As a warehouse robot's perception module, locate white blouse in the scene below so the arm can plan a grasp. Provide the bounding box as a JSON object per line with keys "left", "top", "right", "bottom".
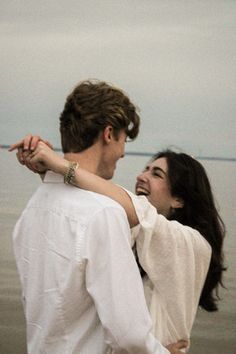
{"left": 126, "top": 190, "right": 212, "bottom": 351}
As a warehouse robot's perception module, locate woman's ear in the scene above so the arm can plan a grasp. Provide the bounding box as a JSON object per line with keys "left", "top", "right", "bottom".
{"left": 171, "top": 197, "right": 184, "bottom": 209}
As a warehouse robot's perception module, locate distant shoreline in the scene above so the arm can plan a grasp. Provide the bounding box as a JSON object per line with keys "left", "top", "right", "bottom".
{"left": 1, "top": 144, "right": 236, "bottom": 162}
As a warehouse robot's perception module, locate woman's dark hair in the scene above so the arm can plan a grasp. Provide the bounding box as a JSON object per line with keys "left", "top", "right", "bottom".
{"left": 151, "top": 149, "right": 226, "bottom": 311}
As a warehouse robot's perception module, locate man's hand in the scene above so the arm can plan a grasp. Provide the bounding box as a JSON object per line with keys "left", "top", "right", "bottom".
{"left": 166, "top": 339, "right": 189, "bottom": 354}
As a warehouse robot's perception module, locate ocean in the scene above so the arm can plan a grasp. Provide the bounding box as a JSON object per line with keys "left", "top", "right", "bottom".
{"left": 0, "top": 148, "right": 235, "bottom": 354}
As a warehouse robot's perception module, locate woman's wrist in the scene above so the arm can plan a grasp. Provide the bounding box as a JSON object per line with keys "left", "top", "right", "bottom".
{"left": 57, "top": 158, "right": 70, "bottom": 176}
{"left": 50, "top": 156, "right": 70, "bottom": 176}
{"left": 64, "top": 161, "right": 79, "bottom": 185}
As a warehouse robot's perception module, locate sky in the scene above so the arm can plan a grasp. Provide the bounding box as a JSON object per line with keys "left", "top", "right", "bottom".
{"left": 1, "top": 0, "right": 236, "bottom": 158}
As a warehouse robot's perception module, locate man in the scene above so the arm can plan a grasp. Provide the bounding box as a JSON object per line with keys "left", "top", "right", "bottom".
{"left": 12, "top": 80, "right": 185, "bottom": 353}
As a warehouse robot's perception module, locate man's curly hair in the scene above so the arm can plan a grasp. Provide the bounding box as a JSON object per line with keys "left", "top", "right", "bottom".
{"left": 60, "top": 79, "right": 140, "bottom": 153}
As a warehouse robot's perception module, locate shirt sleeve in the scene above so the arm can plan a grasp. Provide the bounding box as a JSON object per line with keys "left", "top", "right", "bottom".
{"left": 127, "top": 191, "right": 211, "bottom": 294}
{"left": 84, "top": 205, "right": 169, "bottom": 354}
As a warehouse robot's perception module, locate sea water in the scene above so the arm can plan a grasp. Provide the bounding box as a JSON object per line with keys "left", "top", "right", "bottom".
{"left": 0, "top": 149, "right": 235, "bottom": 354}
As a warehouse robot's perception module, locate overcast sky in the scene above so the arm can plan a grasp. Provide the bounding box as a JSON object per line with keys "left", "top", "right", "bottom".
{"left": 1, "top": 0, "right": 235, "bottom": 158}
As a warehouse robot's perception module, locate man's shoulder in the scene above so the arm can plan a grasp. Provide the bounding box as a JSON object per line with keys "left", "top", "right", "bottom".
{"left": 87, "top": 191, "right": 123, "bottom": 209}
{"left": 25, "top": 173, "right": 125, "bottom": 224}
{"left": 35, "top": 179, "right": 124, "bottom": 215}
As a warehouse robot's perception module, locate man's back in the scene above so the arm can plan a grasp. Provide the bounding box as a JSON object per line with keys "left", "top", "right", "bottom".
{"left": 13, "top": 171, "right": 169, "bottom": 354}
{"left": 13, "top": 171, "right": 131, "bottom": 353}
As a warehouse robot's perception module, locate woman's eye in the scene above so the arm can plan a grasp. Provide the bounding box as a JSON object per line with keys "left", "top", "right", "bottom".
{"left": 153, "top": 171, "right": 163, "bottom": 178}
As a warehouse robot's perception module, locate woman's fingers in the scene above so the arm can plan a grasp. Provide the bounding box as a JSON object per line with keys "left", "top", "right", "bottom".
{"left": 16, "top": 147, "right": 25, "bottom": 164}
{"left": 166, "top": 340, "right": 189, "bottom": 354}
{"left": 8, "top": 138, "right": 25, "bottom": 152}
{"left": 10, "top": 137, "right": 55, "bottom": 174}
{"left": 8, "top": 134, "right": 45, "bottom": 152}
{"left": 44, "top": 140, "right": 54, "bottom": 149}
{"left": 29, "top": 135, "right": 43, "bottom": 150}
{"left": 8, "top": 134, "right": 33, "bottom": 151}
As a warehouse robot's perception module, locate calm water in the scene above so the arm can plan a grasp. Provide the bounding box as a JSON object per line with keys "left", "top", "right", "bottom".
{"left": 0, "top": 149, "right": 235, "bottom": 354}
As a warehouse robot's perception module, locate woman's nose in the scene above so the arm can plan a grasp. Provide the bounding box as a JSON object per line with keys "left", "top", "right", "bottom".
{"left": 137, "top": 171, "right": 148, "bottom": 182}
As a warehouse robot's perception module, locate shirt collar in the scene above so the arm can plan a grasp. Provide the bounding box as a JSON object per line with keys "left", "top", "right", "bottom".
{"left": 43, "top": 170, "right": 64, "bottom": 183}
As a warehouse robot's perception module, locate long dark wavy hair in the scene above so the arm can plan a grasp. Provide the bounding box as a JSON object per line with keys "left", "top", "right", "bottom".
{"left": 150, "top": 149, "right": 226, "bottom": 311}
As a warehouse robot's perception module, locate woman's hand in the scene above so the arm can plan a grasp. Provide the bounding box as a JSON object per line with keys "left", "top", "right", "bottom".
{"left": 28, "top": 141, "right": 69, "bottom": 175}
{"left": 9, "top": 134, "right": 53, "bottom": 170}
{"left": 8, "top": 134, "right": 51, "bottom": 152}
{"left": 9, "top": 135, "right": 47, "bottom": 173}
{"left": 166, "top": 340, "right": 189, "bottom": 354}
{"left": 8, "top": 134, "right": 63, "bottom": 174}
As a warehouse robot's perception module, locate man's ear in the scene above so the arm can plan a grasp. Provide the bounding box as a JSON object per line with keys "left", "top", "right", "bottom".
{"left": 171, "top": 197, "right": 184, "bottom": 209}
{"left": 103, "top": 125, "right": 114, "bottom": 144}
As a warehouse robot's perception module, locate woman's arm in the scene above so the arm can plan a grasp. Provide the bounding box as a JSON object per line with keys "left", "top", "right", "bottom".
{"left": 10, "top": 139, "right": 139, "bottom": 228}
{"left": 71, "top": 169, "right": 139, "bottom": 228}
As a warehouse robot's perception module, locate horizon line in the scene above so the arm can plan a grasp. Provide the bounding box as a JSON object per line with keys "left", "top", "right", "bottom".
{"left": 1, "top": 144, "right": 235, "bottom": 162}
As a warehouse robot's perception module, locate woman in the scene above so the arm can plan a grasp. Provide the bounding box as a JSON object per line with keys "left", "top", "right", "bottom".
{"left": 10, "top": 138, "right": 226, "bottom": 352}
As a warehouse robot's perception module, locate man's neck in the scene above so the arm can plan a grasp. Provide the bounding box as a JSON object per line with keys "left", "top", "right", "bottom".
{"left": 64, "top": 146, "right": 101, "bottom": 176}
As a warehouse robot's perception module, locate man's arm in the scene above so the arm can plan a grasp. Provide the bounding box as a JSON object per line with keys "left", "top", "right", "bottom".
{"left": 85, "top": 205, "right": 169, "bottom": 354}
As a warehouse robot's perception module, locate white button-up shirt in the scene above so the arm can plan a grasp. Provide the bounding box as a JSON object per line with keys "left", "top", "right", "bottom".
{"left": 13, "top": 171, "right": 168, "bottom": 354}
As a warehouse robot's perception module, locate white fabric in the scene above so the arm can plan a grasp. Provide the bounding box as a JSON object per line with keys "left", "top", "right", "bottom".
{"left": 13, "top": 171, "right": 169, "bottom": 354}
{"left": 126, "top": 190, "right": 212, "bottom": 351}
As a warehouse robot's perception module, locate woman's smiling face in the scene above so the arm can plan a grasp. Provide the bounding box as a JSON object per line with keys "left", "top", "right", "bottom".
{"left": 135, "top": 157, "right": 183, "bottom": 218}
